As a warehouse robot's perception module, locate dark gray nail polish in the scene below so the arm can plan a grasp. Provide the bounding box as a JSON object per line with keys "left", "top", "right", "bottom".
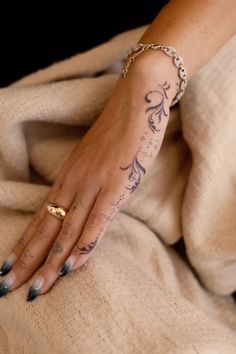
{"left": 0, "top": 261, "right": 12, "bottom": 276}
{"left": 27, "top": 286, "right": 40, "bottom": 302}
{"left": 26, "top": 276, "right": 44, "bottom": 302}
{"left": 59, "top": 262, "right": 71, "bottom": 277}
{"left": 0, "top": 280, "right": 11, "bottom": 297}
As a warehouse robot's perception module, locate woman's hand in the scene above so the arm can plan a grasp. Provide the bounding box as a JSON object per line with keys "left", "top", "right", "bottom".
{"left": 0, "top": 55, "right": 177, "bottom": 301}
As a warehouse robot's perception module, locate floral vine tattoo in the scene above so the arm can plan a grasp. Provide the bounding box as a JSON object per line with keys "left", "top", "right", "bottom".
{"left": 145, "top": 81, "right": 170, "bottom": 133}
{"left": 120, "top": 154, "right": 146, "bottom": 193}
{"left": 77, "top": 237, "right": 98, "bottom": 255}
{"left": 120, "top": 81, "right": 170, "bottom": 194}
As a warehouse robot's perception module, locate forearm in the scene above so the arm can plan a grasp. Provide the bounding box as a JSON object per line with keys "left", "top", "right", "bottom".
{"left": 139, "top": 0, "right": 236, "bottom": 79}
{"left": 98, "top": 0, "right": 236, "bottom": 160}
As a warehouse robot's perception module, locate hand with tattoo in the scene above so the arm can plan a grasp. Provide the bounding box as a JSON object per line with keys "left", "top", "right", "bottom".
{"left": 0, "top": 52, "right": 178, "bottom": 301}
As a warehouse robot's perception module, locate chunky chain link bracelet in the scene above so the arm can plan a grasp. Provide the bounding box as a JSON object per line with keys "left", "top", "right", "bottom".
{"left": 120, "top": 43, "right": 188, "bottom": 107}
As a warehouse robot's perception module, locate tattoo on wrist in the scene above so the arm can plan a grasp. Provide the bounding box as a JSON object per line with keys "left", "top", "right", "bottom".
{"left": 145, "top": 81, "right": 170, "bottom": 133}
{"left": 120, "top": 81, "right": 170, "bottom": 194}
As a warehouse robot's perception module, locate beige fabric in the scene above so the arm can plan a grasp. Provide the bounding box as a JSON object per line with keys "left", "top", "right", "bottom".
{"left": 0, "top": 26, "right": 236, "bottom": 353}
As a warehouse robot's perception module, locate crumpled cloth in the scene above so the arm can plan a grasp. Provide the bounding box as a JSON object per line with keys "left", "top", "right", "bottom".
{"left": 0, "top": 26, "right": 236, "bottom": 353}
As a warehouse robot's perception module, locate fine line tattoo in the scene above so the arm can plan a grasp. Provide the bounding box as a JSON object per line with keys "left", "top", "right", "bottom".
{"left": 120, "top": 154, "right": 146, "bottom": 193}
{"left": 47, "top": 241, "right": 64, "bottom": 264}
{"left": 77, "top": 237, "right": 98, "bottom": 255}
{"left": 120, "top": 82, "right": 170, "bottom": 193}
{"left": 51, "top": 241, "right": 63, "bottom": 255}
{"left": 145, "top": 81, "right": 170, "bottom": 133}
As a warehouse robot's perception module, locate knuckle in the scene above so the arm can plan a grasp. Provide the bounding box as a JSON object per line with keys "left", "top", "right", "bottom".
{"left": 78, "top": 176, "right": 100, "bottom": 193}
{"left": 60, "top": 221, "right": 75, "bottom": 240}
{"left": 35, "top": 207, "right": 46, "bottom": 224}
{"left": 15, "top": 258, "right": 28, "bottom": 272}
{"left": 22, "top": 248, "right": 34, "bottom": 259}
{"left": 62, "top": 174, "right": 77, "bottom": 192}
{"left": 37, "top": 220, "right": 50, "bottom": 240}
{"left": 105, "top": 171, "right": 118, "bottom": 185}
{"left": 88, "top": 210, "right": 113, "bottom": 228}
{"left": 41, "top": 263, "right": 57, "bottom": 277}
{"left": 87, "top": 211, "right": 103, "bottom": 227}
{"left": 24, "top": 208, "right": 44, "bottom": 234}
{"left": 44, "top": 256, "right": 56, "bottom": 268}
{"left": 46, "top": 241, "right": 64, "bottom": 265}
{"left": 50, "top": 180, "right": 63, "bottom": 197}
{"left": 15, "top": 232, "right": 27, "bottom": 250}
{"left": 44, "top": 254, "right": 55, "bottom": 267}
{"left": 73, "top": 196, "right": 88, "bottom": 212}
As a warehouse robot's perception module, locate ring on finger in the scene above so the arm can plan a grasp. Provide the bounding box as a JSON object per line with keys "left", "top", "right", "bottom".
{"left": 47, "top": 203, "right": 69, "bottom": 220}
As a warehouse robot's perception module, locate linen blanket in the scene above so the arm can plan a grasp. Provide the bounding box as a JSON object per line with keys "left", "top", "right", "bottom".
{"left": 0, "top": 26, "right": 236, "bottom": 353}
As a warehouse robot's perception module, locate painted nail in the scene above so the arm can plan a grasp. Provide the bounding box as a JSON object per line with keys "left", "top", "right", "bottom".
{"left": 59, "top": 263, "right": 71, "bottom": 277}
{"left": 60, "top": 255, "right": 76, "bottom": 277}
{"left": 0, "top": 261, "right": 12, "bottom": 276}
{"left": 0, "top": 254, "right": 16, "bottom": 276}
{"left": 27, "top": 276, "right": 44, "bottom": 302}
{"left": 0, "top": 276, "right": 15, "bottom": 297}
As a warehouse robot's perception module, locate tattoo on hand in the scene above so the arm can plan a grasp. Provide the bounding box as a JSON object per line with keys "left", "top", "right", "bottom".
{"left": 120, "top": 154, "right": 146, "bottom": 193}
{"left": 51, "top": 241, "right": 63, "bottom": 255}
{"left": 145, "top": 81, "right": 170, "bottom": 133}
{"left": 77, "top": 237, "right": 98, "bottom": 255}
{"left": 120, "top": 81, "right": 169, "bottom": 193}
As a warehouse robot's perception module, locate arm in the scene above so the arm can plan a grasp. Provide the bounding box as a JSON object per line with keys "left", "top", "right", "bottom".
{"left": 0, "top": 0, "right": 235, "bottom": 301}
{"left": 137, "top": 0, "right": 236, "bottom": 79}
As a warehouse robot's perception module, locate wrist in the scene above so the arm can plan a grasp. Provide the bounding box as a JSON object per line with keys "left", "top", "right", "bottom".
{"left": 121, "top": 49, "right": 180, "bottom": 105}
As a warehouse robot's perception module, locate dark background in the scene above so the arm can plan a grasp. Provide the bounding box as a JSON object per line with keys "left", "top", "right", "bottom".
{"left": 0, "top": 1, "right": 167, "bottom": 87}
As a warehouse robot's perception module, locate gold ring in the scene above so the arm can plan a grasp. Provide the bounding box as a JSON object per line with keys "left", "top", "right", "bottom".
{"left": 47, "top": 203, "right": 68, "bottom": 220}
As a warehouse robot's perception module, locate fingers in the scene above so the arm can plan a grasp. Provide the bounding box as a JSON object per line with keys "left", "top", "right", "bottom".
{"left": 0, "top": 174, "right": 69, "bottom": 277}
{"left": 0, "top": 179, "right": 75, "bottom": 298}
{"left": 26, "top": 186, "right": 126, "bottom": 301}
{"left": 28, "top": 185, "right": 100, "bottom": 300}
{"left": 62, "top": 187, "right": 124, "bottom": 273}
{"left": 0, "top": 199, "right": 48, "bottom": 276}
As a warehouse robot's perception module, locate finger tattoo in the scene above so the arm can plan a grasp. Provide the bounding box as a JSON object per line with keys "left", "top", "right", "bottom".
{"left": 76, "top": 236, "right": 98, "bottom": 255}
{"left": 51, "top": 241, "right": 64, "bottom": 255}
{"left": 120, "top": 81, "right": 170, "bottom": 193}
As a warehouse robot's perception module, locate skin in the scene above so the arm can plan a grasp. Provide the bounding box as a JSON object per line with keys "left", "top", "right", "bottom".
{"left": 0, "top": 0, "right": 235, "bottom": 301}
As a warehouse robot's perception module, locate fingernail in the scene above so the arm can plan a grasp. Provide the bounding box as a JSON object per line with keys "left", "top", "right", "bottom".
{"left": 60, "top": 255, "right": 76, "bottom": 277}
{"left": 59, "top": 263, "right": 71, "bottom": 277}
{"left": 27, "top": 276, "right": 44, "bottom": 302}
{"left": 0, "top": 254, "right": 16, "bottom": 276}
{"left": 0, "top": 261, "right": 12, "bottom": 276}
{"left": 0, "top": 276, "right": 15, "bottom": 298}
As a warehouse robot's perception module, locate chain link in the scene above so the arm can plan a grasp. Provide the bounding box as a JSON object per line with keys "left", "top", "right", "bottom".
{"left": 120, "top": 43, "right": 188, "bottom": 107}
